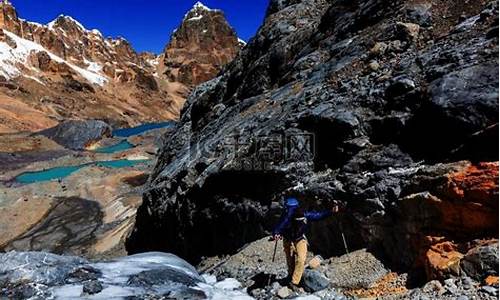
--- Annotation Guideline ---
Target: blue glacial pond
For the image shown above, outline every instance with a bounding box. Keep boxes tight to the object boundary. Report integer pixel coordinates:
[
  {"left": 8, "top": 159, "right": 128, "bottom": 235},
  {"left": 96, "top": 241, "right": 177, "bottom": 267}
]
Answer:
[
  {"left": 15, "top": 160, "right": 149, "bottom": 184},
  {"left": 113, "top": 122, "right": 174, "bottom": 138},
  {"left": 94, "top": 140, "right": 134, "bottom": 154}
]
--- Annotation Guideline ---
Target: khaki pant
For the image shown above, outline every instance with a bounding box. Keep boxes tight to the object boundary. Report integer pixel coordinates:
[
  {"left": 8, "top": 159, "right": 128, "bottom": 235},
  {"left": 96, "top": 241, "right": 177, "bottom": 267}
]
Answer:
[{"left": 283, "top": 239, "right": 307, "bottom": 285}]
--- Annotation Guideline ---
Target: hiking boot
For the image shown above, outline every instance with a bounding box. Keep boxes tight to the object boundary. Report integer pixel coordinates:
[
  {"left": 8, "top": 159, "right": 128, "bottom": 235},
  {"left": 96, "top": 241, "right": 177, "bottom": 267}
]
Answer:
[
  {"left": 278, "top": 276, "right": 292, "bottom": 286},
  {"left": 288, "top": 283, "right": 304, "bottom": 293}
]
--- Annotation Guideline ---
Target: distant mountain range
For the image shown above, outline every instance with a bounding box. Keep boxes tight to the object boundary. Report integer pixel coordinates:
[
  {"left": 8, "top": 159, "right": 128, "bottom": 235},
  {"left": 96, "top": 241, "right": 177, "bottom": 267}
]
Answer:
[{"left": 0, "top": 0, "right": 243, "bottom": 133}]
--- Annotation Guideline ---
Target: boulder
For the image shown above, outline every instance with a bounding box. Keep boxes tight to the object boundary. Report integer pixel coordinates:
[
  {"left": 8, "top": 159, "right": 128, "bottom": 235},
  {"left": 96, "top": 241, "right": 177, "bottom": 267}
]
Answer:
[
  {"left": 308, "top": 256, "right": 323, "bottom": 270},
  {"left": 326, "top": 249, "right": 388, "bottom": 289},
  {"left": 424, "top": 241, "right": 463, "bottom": 280},
  {"left": 368, "top": 60, "right": 380, "bottom": 71},
  {"left": 405, "top": 3, "right": 433, "bottom": 27},
  {"left": 428, "top": 64, "right": 498, "bottom": 135},
  {"left": 370, "top": 42, "right": 389, "bottom": 56},
  {"left": 461, "top": 242, "right": 499, "bottom": 281},
  {"left": 39, "top": 120, "right": 112, "bottom": 150},
  {"left": 480, "top": 285, "right": 499, "bottom": 296},
  {"left": 385, "top": 76, "right": 416, "bottom": 99},
  {"left": 302, "top": 269, "right": 330, "bottom": 292},
  {"left": 277, "top": 286, "right": 291, "bottom": 298},
  {"left": 396, "top": 22, "right": 420, "bottom": 41},
  {"left": 485, "top": 275, "right": 499, "bottom": 286},
  {"left": 82, "top": 280, "right": 103, "bottom": 295},
  {"left": 422, "top": 280, "right": 445, "bottom": 295}
]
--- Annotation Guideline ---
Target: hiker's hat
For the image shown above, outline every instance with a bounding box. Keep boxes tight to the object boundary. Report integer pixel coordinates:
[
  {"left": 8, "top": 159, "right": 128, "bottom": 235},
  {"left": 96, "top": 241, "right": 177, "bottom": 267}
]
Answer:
[{"left": 285, "top": 197, "right": 299, "bottom": 207}]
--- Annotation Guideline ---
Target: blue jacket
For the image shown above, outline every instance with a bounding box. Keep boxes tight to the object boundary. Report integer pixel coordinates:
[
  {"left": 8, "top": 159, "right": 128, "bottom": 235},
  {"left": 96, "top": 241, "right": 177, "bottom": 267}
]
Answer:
[{"left": 272, "top": 206, "right": 332, "bottom": 241}]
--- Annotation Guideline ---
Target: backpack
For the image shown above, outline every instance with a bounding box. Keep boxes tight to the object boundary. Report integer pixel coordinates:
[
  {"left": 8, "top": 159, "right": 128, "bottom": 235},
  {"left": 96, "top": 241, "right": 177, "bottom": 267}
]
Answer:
[{"left": 287, "top": 207, "right": 308, "bottom": 241}]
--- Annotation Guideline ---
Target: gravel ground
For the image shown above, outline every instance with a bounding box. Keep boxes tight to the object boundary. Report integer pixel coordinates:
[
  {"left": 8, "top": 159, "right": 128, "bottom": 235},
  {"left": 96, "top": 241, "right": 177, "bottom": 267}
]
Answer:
[{"left": 199, "top": 238, "right": 499, "bottom": 299}]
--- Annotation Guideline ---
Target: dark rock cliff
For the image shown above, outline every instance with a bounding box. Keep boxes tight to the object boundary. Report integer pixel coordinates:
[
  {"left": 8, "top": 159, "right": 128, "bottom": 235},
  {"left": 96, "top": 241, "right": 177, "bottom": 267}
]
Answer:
[{"left": 128, "top": 0, "right": 499, "bottom": 283}]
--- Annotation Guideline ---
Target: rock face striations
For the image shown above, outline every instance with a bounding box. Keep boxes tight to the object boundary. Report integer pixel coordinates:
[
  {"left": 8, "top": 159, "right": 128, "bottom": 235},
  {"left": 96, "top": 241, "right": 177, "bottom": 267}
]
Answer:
[
  {"left": 159, "top": 2, "right": 243, "bottom": 86},
  {"left": 128, "top": 0, "right": 499, "bottom": 284},
  {"left": 0, "top": 1, "right": 241, "bottom": 132}
]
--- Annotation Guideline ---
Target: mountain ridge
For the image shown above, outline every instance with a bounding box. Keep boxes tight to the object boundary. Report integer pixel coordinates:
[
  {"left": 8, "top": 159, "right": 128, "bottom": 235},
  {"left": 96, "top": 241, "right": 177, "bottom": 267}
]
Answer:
[{"left": 0, "top": 0, "right": 242, "bottom": 133}]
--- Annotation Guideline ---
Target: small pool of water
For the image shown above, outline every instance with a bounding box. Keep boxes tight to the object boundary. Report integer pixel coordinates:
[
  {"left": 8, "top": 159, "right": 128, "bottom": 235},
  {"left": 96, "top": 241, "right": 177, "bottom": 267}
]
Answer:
[
  {"left": 94, "top": 140, "right": 134, "bottom": 154},
  {"left": 15, "top": 165, "right": 84, "bottom": 184},
  {"left": 113, "top": 122, "right": 174, "bottom": 138},
  {"left": 95, "top": 159, "right": 149, "bottom": 168},
  {"left": 15, "top": 160, "right": 149, "bottom": 184}
]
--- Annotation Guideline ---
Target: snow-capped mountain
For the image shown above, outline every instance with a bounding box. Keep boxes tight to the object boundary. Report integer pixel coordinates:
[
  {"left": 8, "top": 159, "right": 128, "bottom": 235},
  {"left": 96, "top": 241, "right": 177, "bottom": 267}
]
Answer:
[
  {"left": 159, "top": 1, "right": 243, "bottom": 86},
  {"left": 0, "top": 1, "right": 242, "bottom": 132}
]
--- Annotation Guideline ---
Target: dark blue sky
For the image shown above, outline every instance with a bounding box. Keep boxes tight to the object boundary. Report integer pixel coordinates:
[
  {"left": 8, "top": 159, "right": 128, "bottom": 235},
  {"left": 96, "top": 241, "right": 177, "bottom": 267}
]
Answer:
[{"left": 10, "top": 0, "right": 269, "bottom": 54}]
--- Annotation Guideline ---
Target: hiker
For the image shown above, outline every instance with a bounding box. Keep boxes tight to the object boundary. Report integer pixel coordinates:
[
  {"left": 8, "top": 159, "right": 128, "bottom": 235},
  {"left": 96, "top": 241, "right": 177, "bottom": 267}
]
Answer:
[{"left": 272, "top": 197, "right": 341, "bottom": 290}]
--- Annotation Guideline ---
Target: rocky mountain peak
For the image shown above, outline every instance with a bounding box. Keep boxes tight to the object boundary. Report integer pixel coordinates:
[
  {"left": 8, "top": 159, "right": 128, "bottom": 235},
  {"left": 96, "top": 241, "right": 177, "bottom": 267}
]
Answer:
[
  {"left": 0, "top": 0, "right": 14, "bottom": 11},
  {"left": 185, "top": 1, "right": 217, "bottom": 18},
  {"left": 0, "top": 0, "right": 244, "bottom": 132},
  {"left": 0, "top": 0, "right": 18, "bottom": 31},
  {"left": 47, "top": 15, "right": 88, "bottom": 34},
  {"left": 0, "top": 1, "right": 194, "bottom": 130},
  {"left": 159, "top": 2, "right": 241, "bottom": 86}
]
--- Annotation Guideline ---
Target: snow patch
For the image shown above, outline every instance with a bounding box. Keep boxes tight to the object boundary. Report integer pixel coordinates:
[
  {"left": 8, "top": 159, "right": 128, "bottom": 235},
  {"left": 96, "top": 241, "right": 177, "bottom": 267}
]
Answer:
[
  {"left": 238, "top": 38, "right": 247, "bottom": 46},
  {"left": 213, "top": 278, "right": 242, "bottom": 290},
  {"left": 83, "top": 57, "right": 103, "bottom": 73},
  {"left": 293, "top": 296, "right": 321, "bottom": 300},
  {"left": 23, "top": 75, "right": 45, "bottom": 85},
  {"left": 187, "top": 15, "right": 204, "bottom": 21},
  {"left": 48, "top": 15, "right": 86, "bottom": 32},
  {"left": 192, "top": 1, "right": 213, "bottom": 11},
  {"left": 196, "top": 280, "right": 254, "bottom": 300},
  {"left": 0, "top": 30, "right": 107, "bottom": 85},
  {"left": 147, "top": 57, "right": 159, "bottom": 66},
  {"left": 0, "top": 42, "right": 21, "bottom": 79},
  {"left": 91, "top": 252, "right": 203, "bottom": 285},
  {"left": 104, "top": 39, "right": 113, "bottom": 48},
  {"left": 202, "top": 274, "right": 217, "bottom": 284},
  {"left": 91, "top": 29, "right": 103, "bottom": 37},
  {"left": 19, "top": 19, "right": 46, "bottom": 28},
  {"left": 184, "top": 1, "right": 219, "bottom": 20}
]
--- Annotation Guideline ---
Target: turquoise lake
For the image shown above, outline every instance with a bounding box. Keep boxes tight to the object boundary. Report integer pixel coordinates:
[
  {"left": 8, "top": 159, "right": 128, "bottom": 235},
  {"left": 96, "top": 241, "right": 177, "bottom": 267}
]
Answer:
[
  {"left": 94, "top": 140, "right": 134, "bottom": 154},
  {"left": 15, "top": 160, "right": 149, "bottom": 184},
  {"left": 113, "top": 122, "right": 174, "bottom": 138},
  {"left": 14, "top": 121, "right": 171, "bottom": 184}
]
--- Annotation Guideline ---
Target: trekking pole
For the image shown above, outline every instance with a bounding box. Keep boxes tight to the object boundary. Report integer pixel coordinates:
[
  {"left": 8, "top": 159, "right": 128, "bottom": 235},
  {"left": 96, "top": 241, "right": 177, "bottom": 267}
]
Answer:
[
  {"left": 338, "top": 220, "right": 353, "bottom": 268},
  {"left": 271, "top": 239, "right": 278, "bottom": 263},
  {"left": 267, "top": 238, "right": 278, "bottom": 286}
]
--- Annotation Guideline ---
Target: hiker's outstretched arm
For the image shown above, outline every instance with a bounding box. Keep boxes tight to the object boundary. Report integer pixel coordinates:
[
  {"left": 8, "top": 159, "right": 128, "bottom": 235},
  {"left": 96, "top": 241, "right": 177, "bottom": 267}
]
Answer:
[
  {"left": 272, "top": 208, "right": 294, "bottom": 235},
  {"left": 305, "top": 210, "right": 333, "bottom": 221}
]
